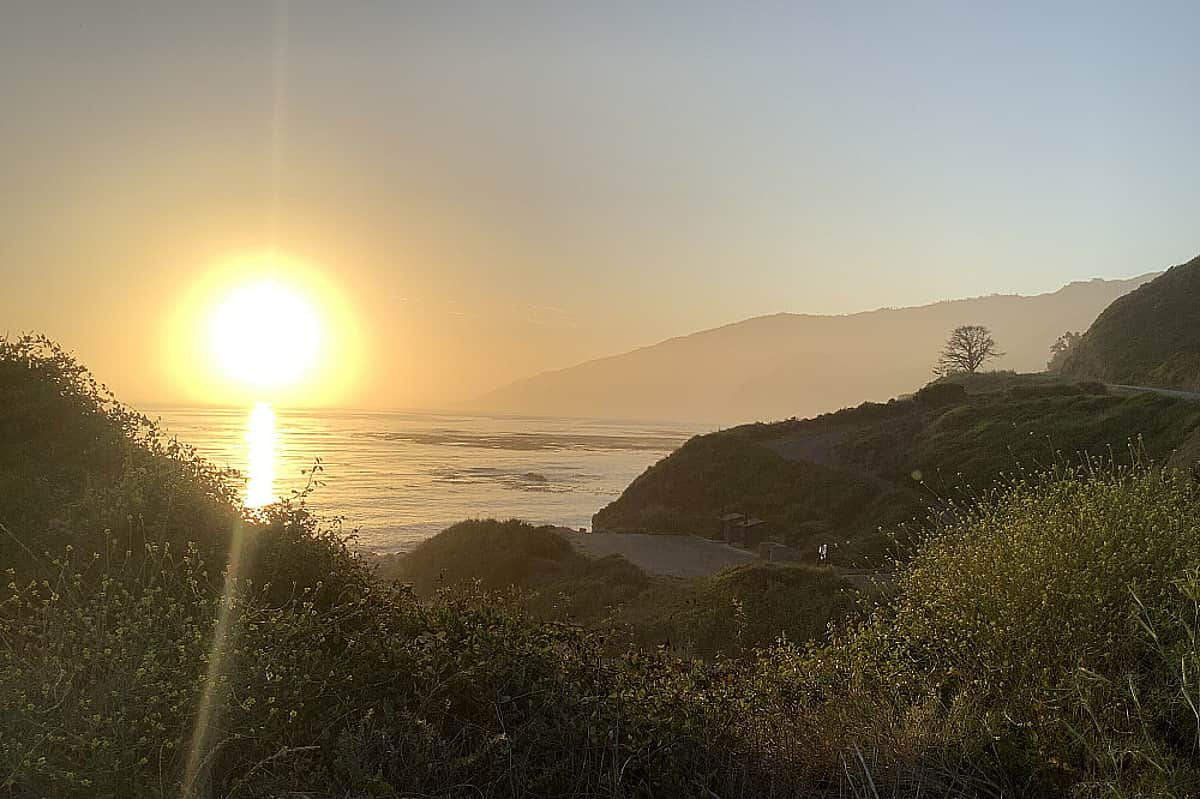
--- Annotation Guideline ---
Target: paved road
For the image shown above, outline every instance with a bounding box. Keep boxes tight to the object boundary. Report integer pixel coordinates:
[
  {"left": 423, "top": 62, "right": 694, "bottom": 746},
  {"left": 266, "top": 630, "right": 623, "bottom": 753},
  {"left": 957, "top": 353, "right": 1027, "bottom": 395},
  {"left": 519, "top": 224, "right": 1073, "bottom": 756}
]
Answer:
[
  {"left": 559, "top": 529, "right": 756, "bottom": 578},
  {"left": 1108, "top": 384, "right": 1200, "bottom": 402}
]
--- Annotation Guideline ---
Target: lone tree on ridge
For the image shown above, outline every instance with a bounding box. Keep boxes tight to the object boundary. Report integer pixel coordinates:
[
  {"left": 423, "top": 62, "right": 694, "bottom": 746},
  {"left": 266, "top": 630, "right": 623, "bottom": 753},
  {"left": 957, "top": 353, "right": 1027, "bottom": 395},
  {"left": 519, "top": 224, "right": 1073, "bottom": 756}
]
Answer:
[{"left": 935, "top": 325, "right": 1002, "bottom": 376}]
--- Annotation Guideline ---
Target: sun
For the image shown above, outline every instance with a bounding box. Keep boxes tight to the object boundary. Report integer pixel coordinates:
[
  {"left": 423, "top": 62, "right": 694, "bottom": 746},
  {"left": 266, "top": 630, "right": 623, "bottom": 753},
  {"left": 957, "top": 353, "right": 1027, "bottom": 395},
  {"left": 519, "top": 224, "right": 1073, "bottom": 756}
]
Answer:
[
  {"left": 207, "top": 279, "right": 324, "bottom": 392},
  {"left": 167, "top": 252, "right": 364, "bottom": 406}
]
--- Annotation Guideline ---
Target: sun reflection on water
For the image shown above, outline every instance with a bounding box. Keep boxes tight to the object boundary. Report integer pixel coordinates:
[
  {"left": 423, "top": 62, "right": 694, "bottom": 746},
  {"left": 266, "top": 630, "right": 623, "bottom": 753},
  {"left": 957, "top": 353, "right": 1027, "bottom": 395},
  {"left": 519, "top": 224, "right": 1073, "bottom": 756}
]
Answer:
[{"left": 245, "top": 402, "right": 278, "bottom": 508}]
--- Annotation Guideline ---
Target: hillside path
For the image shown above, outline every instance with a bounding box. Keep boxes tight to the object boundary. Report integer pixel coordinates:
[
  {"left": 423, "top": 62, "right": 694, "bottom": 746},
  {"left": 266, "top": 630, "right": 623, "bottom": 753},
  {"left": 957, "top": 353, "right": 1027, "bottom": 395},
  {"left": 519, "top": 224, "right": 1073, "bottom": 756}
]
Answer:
[{"left": 558, "top": 529, "right": 756, "bottom": 577}]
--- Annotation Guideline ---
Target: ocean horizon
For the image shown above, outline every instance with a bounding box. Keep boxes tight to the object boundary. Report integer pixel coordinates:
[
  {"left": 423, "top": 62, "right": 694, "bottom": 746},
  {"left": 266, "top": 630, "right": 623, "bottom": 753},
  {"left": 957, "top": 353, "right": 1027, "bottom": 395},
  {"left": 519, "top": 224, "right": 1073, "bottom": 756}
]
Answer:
[{"left": 144, "top": 404, "right": 699, "bottom": 553}]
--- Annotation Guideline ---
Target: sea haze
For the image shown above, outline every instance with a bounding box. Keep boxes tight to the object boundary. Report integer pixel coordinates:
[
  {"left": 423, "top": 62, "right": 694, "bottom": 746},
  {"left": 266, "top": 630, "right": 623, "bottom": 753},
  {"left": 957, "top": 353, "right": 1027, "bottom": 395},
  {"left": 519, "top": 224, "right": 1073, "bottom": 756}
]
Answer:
[{"left": 145, "top": 406, "right": 699, "bottom": 553}]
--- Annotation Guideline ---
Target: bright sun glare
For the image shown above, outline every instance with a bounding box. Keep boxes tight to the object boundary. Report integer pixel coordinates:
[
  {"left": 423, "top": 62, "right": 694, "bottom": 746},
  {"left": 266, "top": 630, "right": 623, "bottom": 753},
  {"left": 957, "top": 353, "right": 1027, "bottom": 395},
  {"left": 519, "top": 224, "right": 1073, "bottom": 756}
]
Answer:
[
  {"left": 244, "top": 402, "right": 278, "bottom": 508},
  {"left": 208, "top": 279, "right": 324, "bottom": 392}
]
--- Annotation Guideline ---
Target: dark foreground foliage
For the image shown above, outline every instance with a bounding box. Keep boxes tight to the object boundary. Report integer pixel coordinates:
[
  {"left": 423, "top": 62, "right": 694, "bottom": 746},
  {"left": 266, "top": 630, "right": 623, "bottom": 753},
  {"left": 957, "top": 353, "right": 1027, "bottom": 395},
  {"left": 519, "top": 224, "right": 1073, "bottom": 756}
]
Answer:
[{"left": 4, "top": 335, "right": 1200, "bottom": 797}]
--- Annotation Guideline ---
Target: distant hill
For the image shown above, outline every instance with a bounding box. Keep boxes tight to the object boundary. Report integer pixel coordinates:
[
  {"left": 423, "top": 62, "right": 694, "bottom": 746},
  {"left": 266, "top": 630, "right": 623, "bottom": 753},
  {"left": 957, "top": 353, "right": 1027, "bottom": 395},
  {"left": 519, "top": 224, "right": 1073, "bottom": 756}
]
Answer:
[
  {"left": 1062, "top": 254, "right": 1200, "bottom": 390},
  {"left": 472, "top": 275, "right": 1156, "bottom": 424},
  {"left": 592, "top": 373, "right": 1200, "bottom": 563}
]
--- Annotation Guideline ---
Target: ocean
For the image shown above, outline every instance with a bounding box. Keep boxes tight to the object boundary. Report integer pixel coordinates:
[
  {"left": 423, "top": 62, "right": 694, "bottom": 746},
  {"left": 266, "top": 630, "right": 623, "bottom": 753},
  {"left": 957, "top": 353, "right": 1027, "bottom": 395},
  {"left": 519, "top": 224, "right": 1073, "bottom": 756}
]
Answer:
[{"left": 144, "top": 405, "right": 699, "bottom": 553}]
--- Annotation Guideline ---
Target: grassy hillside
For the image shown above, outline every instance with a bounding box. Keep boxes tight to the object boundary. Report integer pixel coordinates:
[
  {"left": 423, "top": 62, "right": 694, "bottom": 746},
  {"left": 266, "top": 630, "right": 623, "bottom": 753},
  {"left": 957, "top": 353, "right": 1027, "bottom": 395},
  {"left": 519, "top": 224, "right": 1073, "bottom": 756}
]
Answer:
[
  {"left": 379, "top": 518, "right": 858, "bottom": 658},
  {"left": 1063, "top": 253, "right": 1200, "bottom": 389},
  {"left": 8, "top": 334, "right": 1200, "bottom": 797},
  {"left": 595, "top": 372, "right": 1200, "bottom": 562}
]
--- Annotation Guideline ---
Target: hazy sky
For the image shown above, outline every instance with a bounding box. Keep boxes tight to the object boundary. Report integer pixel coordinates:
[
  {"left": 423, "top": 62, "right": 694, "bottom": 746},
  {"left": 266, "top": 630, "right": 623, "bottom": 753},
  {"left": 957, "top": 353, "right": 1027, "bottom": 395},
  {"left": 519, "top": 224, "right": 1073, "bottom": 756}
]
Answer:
[{"left": 3, "top": 2, "right": 1200, "bottom": 408}]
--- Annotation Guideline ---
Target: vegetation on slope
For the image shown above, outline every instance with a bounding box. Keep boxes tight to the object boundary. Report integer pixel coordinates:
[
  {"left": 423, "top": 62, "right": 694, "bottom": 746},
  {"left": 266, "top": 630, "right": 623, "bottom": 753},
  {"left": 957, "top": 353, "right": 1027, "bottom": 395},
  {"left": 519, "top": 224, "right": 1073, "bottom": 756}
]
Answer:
[
  {"left": 379, "top": 518, "right": 858, "bottom": 658},
  {"left": 595, "top": 371, "right": 1200, "bottom": 563},
  {"left": 605, "top": 559, "right": 859, "bottom": 658},
  {"left": 382, "top": 518, "right": 588, "bottom": 595},
  {"left": 7, "top": 334, "right": 1200, "bottom": 797},
  {"left": 0, "top": 335, "right": 239, "bottom": 566},
  {"left": 724, "top": 461, "right": 1200, "bottom": 797},
  {"left": 0, "top": 337, "right": 716, "bottom": 796},
  {"left": 1063, "top": 252, "right": 1200, "bottom": 389}
]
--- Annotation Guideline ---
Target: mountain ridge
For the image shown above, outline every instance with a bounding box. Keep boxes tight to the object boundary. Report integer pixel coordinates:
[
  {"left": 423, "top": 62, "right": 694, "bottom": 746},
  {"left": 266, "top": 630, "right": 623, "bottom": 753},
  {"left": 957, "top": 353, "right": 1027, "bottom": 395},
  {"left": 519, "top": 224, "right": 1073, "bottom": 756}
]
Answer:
[{"left": 470, "top": 273, "right": 1159, "bottom": 424}]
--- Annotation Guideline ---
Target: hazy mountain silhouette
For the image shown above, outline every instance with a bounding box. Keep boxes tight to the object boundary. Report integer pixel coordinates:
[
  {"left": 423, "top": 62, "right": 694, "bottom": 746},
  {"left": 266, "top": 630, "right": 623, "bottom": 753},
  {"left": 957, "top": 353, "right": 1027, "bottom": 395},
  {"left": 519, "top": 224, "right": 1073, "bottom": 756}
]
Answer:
[
  {"left": 1062, "top": 255, "right": 1200, "bottom": 391},
  {"left": 472, "top": 275, "right": 1157, "bottom": 424}
]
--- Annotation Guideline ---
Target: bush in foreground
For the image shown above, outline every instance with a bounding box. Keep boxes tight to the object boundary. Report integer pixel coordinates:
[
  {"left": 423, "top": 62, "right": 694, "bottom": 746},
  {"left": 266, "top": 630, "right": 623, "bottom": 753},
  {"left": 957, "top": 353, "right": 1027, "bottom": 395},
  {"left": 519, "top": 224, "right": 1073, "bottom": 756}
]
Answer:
[
  {"left": 776, "top": 461, "right": 1200, "bottom": 796},
  {"left": 0, "top": 531, "right": 721, "bottom": 796},
  {"left": 0, "top": 336, "right": 716, "bottom": 796}
]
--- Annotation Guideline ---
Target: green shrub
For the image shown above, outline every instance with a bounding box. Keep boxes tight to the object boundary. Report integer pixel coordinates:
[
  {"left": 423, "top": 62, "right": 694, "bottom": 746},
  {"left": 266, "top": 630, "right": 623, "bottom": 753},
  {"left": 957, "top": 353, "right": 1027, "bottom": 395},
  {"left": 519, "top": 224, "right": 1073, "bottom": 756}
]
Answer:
[
  {"left": 383, "top": 518, "right": 581, "bottom": 595},
  {"left": 612, "top": 563, "right": 858, "bottom": 659},
  {"left": 0, "top": 521, "right": 723, "bottom": 797},
  {"left": 914, "top": 382, "right": 968, "bottom": 406},
  {"left": 0, "top": 334, "right": 240, "bottom": 575},
  {"left": 787, "top": 461, "right": 1200, "bottom": 795},
  {"left": 0, "top": 540, "right": 214, "bottom": 796}
]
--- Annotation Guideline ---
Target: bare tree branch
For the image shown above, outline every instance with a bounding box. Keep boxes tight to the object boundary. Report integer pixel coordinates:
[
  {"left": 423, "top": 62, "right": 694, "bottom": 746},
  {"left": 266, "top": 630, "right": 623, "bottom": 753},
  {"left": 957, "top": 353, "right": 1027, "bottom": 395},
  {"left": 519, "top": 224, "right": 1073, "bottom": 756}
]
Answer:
[{"left": 935, "top": 325, "right": 1002, "bottom": 376}]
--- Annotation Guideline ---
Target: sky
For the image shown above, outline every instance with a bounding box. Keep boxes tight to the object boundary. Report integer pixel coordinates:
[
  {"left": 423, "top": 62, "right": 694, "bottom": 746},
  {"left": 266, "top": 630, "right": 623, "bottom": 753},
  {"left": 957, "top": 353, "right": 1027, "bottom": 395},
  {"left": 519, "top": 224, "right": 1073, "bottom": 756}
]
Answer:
[{"left": 3, "top": 1, "right": 1200, "bottom": 408}]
